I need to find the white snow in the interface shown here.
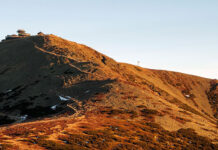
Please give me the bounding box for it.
[6,89,12,93]
[51,105,57,110]
[20,115,28,121]
[59,96,71,101]
[185,95,190,98]
[85,90,90,93]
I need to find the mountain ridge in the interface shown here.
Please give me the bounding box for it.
[0,34,217,149]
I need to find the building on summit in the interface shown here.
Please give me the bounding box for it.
[2,30,31,42]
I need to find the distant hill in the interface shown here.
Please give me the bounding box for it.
[0,34,217,150]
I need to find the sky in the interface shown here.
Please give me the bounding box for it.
[0,0,217,79]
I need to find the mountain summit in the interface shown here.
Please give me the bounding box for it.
[0,34,217,149]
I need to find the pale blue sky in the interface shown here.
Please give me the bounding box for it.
[0,0,217,79]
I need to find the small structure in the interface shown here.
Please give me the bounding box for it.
[37,32,45,36]
[17,29,30,37]
[2,29,31,42]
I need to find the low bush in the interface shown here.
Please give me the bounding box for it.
[176,128,217,150]
[170,116,191,124]
[0,144,14,150]
[112,143,139,150]
[3,126,31,137]
[140,108,159,116]
[100,108,138,118]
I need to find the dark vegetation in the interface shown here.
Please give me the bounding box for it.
[65,79,115,101]
[206,80,218,118]
[0,115,15,125]
[13,119,218,150]
[0,143,16,150]
[170,115,191,124]
[1,104,216,150]
[0,79,115,125]
[99,107,138,118]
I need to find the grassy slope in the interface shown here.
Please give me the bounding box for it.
[0,35,217,149]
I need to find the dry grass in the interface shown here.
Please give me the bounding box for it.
[0,112,217,150]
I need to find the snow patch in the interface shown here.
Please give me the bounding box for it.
[51,105,57,110]
[5,89,12,93]
[20,115,28,121]
[59,96,71,101]
[185,95,190,98]
[85,90,90,93]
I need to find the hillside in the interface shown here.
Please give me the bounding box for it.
[0,34,217,150]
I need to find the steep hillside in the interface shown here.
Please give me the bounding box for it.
[0,34,217,150]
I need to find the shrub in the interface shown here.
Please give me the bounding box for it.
[0,144,14,150]
[112,143,139,150]
[140,109,159,116]
[170,116,191,124]
[100,108,138,118]
[3,126,31,137]
[176,128,217,150]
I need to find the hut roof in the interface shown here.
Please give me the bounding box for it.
[17,29,26,33]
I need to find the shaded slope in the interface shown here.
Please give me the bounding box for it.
[0,35,118,122]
